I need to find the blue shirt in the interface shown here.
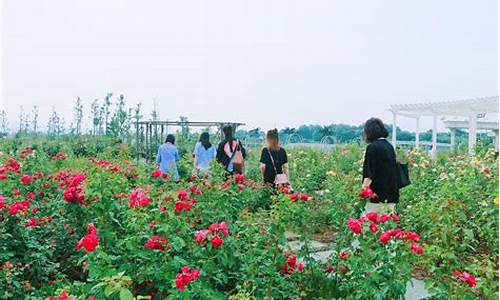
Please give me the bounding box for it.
[156,143,179,174]
[193,142,216,173]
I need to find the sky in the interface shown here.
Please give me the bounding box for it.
[0,0,498,132]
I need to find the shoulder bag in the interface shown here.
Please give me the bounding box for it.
[267,148,289,186]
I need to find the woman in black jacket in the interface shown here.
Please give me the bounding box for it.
[361,118,399,213]
[216,125,246,175]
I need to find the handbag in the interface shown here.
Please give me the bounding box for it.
[396,162,411,189]
[230,140,244,173]
[267,148,290,186]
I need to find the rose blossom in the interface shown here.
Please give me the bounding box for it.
[347,218,362,234]
[75,224,99,252]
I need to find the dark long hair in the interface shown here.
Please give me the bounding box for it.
[363,118,389,143]
[222,125,234,142]
[199,132,212,150]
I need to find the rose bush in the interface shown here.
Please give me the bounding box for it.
[0,136,497,299]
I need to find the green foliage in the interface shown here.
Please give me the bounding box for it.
[0,136,497,299]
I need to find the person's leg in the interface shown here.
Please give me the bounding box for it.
[173,166,180,183]
[364,202,396,214]
[364,202,381,214]
[168,164,180,183]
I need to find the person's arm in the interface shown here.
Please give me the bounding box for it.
[283,163,289,178]
[282,149,289,177]
[362,144,376,189]
[174,148,180,162]
[362,177,372,189]
[259,148,266,179]
[192,144,199,172]
[216,143,224,163]
[192,156,198,174]
[156,147,161,164]
[211,147,217,159]
[239,141,247,159]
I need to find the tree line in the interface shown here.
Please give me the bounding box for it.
[0,94,491,147]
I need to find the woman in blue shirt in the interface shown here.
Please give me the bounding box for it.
[192,132,216,176]
[156,134,180,182]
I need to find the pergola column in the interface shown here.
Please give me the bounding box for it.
[431,114,437,158]
[493,130,499,150]
[415,117,420,149]
[468,114,477,155]
[450,129,456,152]
[392,111,397,147]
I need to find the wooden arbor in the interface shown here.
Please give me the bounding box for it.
[135,121,245,161]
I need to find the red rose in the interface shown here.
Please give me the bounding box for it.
[289,193,299,201]
[388,229,404,239]
[174,201,185,211]
[369,222,378,233]
[144,235,168,250]
[195,229,211,244]
[339,251,349,260]
[64,186,85,203]
[379,231,392,245]
[358,187,377,199]
[175,266,200,290]
[177,188,188,200]
[151,169,162,178]
[49,291,76,300]
[24,217,39,227]
[210,235,224,248]
[326,265,334,273]
[405,231,420,242]
[300,194,311,201]
[20,175,33,185]
[129,188,150,208]
[365,212,378,223]
[235,174,245,183]
[378,214,390,223]
[75,224,98,252]
[347,217,362,234]
[296,263,304,271]
[389,213,400,222]
[461,272,477,287]
[409,242,423,255]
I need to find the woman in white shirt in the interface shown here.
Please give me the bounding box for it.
[192,132,216,176]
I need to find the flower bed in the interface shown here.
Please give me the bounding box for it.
[0,137,497,299]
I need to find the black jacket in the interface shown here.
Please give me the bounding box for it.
[362,139,399,203]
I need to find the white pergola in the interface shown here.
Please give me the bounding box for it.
[390,96,499,156]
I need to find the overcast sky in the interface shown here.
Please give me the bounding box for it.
[1,0,498,132]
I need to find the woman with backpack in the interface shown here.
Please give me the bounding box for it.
[259,129,290,188]
[192,132,217,176]
[360,118,399,213]
[216,125,246,175]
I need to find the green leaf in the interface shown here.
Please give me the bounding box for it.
[119,288,134,300]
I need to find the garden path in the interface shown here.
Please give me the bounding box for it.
[284,232,430,300]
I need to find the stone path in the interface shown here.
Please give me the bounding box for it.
[284,232,430,300]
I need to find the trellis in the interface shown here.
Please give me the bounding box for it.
[135,121,245,162]
[390,96,499,156]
